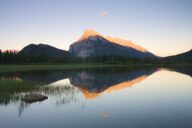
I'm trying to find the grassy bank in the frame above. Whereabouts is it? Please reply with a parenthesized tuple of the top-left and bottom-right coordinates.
(0, 64, 120, 72)
(0, 80, 35, 104)
(0, 64, 191, 72)
(0, 80, 33, 92)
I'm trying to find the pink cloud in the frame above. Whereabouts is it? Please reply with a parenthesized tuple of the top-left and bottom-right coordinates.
(100, 11, 109, 16)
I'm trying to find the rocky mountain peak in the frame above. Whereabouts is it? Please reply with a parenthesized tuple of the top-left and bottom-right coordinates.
(77, 29, 148, 52)
(78, 29, 103, 41)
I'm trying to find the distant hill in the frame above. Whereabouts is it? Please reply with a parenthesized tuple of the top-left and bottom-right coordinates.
(69, 29, 156, 58)
(161, 49, 192, 63)
(19, 44, 72, 58)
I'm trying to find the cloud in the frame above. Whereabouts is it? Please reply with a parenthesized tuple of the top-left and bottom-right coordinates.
(100, 11, 109, 16)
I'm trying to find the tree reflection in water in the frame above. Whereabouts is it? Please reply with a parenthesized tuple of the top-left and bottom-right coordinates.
(0, 66, 191, 116)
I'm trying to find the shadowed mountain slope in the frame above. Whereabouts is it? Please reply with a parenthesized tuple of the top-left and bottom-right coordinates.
(19, 44, 72, 58)
(69, 29, 156, 58)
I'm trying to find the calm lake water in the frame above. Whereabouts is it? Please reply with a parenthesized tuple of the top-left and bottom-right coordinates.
(0, 67, 192, 128)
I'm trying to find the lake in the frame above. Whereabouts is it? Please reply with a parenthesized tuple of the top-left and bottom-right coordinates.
(0, 66, 192, 128)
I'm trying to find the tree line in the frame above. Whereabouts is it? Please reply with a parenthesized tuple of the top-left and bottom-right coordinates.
(0, 50, 74, 64)
(0, 49, 191, 64)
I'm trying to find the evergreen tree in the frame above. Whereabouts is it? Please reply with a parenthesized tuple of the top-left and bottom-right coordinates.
(0, 49, 2, 64)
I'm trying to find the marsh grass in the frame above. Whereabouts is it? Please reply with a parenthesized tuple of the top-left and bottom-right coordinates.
(0, 80, 33, 92)
(0, 79, 79, 105)
(0, 80, 34, 105)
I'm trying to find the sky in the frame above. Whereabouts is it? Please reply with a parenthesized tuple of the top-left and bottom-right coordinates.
(0, 0, 192, 57)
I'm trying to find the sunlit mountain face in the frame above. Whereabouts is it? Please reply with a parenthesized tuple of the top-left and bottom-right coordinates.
(69, 29, 156, 58)
(78, 29, 148, 52)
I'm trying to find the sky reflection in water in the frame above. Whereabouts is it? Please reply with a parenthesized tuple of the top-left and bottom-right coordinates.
(0, 67, 191, 128)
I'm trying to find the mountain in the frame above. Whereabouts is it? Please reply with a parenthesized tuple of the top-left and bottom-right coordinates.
(162, 49, 192, 63)
(69, 29, 156, 58)
(165, 49, 192, 59)
(19, 44, 72, 58)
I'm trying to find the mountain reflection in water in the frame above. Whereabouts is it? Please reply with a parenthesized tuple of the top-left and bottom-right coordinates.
(0, 66, 191, 116)
(69, 68, 156, 99)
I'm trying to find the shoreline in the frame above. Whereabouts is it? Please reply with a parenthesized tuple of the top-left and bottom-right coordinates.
(0, 64, 191, 73)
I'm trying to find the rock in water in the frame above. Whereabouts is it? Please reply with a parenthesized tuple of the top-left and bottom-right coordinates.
(22, 93, 48, 103)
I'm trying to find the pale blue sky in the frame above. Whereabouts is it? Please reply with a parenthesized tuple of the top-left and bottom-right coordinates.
(0, 0, 192, 56)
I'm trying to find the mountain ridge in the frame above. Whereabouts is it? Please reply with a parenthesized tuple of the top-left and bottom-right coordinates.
(19, 43, 72, 58)
(69, 29, 156, 58)
(15, 29, 191, 64)
(78, 29, 148, 52)
(161, 49, 192, 63)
